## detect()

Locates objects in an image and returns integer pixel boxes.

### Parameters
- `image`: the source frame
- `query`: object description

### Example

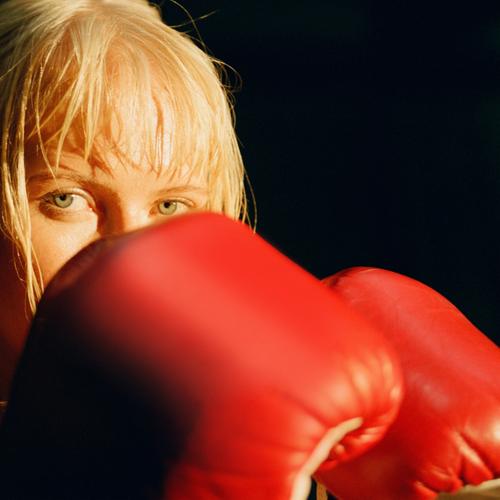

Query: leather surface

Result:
[318,267,500,499]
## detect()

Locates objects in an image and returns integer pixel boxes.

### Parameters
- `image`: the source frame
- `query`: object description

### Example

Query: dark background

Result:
[161,0,500,346]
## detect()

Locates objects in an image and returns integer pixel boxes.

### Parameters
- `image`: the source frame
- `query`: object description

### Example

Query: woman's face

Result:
[0,113,209,397]
[27,130,208,285]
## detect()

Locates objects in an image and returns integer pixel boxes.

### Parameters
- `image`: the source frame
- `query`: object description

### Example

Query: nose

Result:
[98,206,151,238]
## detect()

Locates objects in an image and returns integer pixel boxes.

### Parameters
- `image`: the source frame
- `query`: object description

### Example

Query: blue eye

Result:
[158,200,179,215]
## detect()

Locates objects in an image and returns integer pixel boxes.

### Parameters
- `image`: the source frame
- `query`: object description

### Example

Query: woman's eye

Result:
[47,192,90,211]
[53,193,74,208]
[158,200,189,216]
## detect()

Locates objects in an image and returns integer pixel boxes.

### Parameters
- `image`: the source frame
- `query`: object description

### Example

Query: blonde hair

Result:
[0,0,253,314]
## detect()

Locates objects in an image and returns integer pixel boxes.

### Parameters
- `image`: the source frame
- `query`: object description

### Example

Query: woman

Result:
[0,4,341,498]
[0,0,251,402]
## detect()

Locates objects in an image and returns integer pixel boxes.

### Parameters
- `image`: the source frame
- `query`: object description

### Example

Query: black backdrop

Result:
[161,0,500,346]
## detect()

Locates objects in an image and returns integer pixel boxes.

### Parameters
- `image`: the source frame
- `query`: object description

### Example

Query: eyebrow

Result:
[27,168,208,196]
[28,171,91,184]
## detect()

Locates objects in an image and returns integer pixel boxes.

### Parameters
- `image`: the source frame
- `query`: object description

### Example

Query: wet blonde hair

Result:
[0,0,252,314]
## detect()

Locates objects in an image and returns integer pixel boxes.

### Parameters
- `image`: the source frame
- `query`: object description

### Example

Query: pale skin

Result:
[0,125,208,400]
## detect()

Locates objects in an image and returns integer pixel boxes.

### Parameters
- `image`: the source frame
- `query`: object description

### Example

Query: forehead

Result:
[26,137,207,204]
[64,96,173,173]
[33,85,206,186]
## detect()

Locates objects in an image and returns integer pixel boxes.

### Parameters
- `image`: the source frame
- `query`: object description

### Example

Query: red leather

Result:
[317,267,500,499]
[0,215,402,499]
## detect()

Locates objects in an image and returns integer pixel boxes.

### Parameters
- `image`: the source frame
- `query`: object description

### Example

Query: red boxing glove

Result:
[0,216,402,499]
[317,267,500,500]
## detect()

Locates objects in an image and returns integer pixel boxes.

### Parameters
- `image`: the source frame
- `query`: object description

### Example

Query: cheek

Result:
[30,216,98,285]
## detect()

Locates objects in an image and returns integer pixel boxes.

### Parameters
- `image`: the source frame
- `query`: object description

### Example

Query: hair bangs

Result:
[25,10,232,208]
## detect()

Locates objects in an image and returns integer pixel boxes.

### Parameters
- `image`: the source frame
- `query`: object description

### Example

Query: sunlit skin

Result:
[0,126,208,400]
[28,145,208,284]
